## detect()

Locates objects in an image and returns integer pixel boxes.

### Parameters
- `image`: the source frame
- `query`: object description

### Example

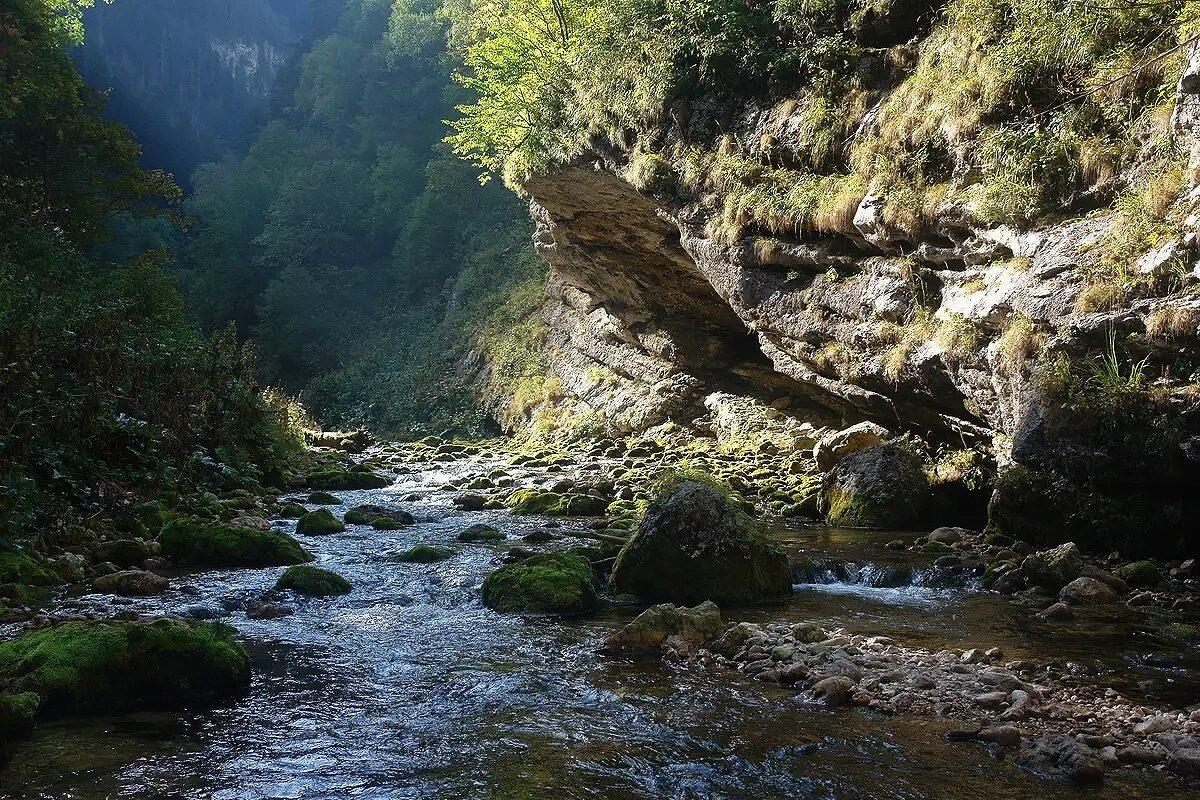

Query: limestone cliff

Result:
[498,17,1200,556]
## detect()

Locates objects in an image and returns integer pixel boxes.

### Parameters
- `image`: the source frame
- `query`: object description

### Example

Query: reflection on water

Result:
[0,458,1192,799]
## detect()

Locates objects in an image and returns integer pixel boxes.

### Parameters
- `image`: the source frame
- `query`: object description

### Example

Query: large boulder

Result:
[275,565,351,596]
[305,469,391,490]
[296,508,346,536]
[1021,542,1082,591]
[603,601,722,657]
[0,619,250,720]
[814,422,890,471]
[1059,576,1117,605]
[608,481,792,605]
[159,518,312,567]
[481,551,598,613]
[92,569,169,596]
[823,443,928,527]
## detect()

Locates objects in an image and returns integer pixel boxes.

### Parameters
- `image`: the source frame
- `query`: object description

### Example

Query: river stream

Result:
[1,451,1194,799]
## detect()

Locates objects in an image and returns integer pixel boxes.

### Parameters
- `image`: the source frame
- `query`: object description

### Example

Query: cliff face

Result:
[513,45,1200,556]
[72,0,335,183]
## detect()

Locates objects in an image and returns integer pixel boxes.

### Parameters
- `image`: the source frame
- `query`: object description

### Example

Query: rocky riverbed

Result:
[1,433,1198,798]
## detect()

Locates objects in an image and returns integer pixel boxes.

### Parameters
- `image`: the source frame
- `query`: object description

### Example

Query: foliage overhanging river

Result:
[2,447,1193,800]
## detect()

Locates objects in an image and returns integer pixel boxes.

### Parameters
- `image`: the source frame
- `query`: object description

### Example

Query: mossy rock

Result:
[0,619,250,718]
[0,691,39,743]
[278,503,307,519]
[0,550,60,588]
[275,565,351,596]
[1116,560,1163,587]
[609,481,792,605]
[563,495,608,517]
[505,489,568,515]
[306,470,391,490]
[94,538,151,568]
[307,491,342,505]
[921,540,953,554]
[344,504,414,528]
[159,517,312,567]
[458,524,506,543]
[134,501,174,534]
[824,443,928,528]
[481,551,598,613]
[296,509,346,536]
[394,544,456,563]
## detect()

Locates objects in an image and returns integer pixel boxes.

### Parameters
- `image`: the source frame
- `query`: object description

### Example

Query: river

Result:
[1,450,1193,799]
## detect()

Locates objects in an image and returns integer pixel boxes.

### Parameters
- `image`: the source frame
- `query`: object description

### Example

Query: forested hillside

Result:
[163,0,546,436]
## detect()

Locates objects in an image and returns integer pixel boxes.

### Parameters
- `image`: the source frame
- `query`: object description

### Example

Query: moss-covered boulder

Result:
[1116,560,1163,588]
[278,502,307,518]
[1021,542,1083,591]
[275,565,351,596]
[481,551,598,613]
[603,601,722,657]
[394,544,456,563]
[609,481,792,605]
[458,523,506,543]
[159,517,312,567]
[0,619,250,719]
[94,538,152,568]
[92,569,169,596]
[0,549,59,588]
[308,491,341,505]
[823,443,929,528]
[306,469,391,490]
[0,691,39,743]
[344,504,414,527]
[133,500,175,534]
[296,508,346,536]
[506,488,568,515]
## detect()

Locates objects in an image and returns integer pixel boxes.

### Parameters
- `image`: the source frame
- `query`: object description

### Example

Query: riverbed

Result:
[1,450,1193,799]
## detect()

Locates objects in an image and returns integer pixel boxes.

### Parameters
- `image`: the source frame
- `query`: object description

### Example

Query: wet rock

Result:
[929,527,969,544]
[1134,714,1179,734]
[1116,560,1163,588]
[458,524,506,543]
[275,565,351,596]
[978,725,1021,747]
[159,518,312,567]
[453,493,487,511]
[1017,735,1104,786]
[1167,748,1200,776]
[92,570,168,596]
[603,601,721,657]
[393,544,456,563]
[1059,576,1117,605]
[0,618,250,717]
[305,469,391,490]
[297,509,346,536]
[278,503,306,519]
[247,601,295,619]
[344,504,415,527]
[823,443,928,528]
[307,491,341,505]
[1038,602,1075,621]
[609,481,792,605]
[93,539,151,569]
[1021,542,1082,591]
[811,676,856,707]
[481,551,598,613]
[522,529,558,543]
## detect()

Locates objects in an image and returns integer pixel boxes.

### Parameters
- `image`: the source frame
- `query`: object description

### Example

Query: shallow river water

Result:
[1,454,1195,799]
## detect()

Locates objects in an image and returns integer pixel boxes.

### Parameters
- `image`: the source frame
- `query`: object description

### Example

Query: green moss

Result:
[1162,622,1200,642]
[481,551,598,613]
[458,524,506,542]
[134,501,174,534]
[922,540,953,554]
[0,691,39,742]
[95,539,151,567]
[278,502,306,518]
[505,488,568,515]
[394,544,456,563]
[0,619,250,717]
[275,565,351,596]
[308,491,342,504]
[0,550,59,588]
[159,517,312,567]
[296,508,346,536]
[306,470,391,490]
[1116,560,1163,588]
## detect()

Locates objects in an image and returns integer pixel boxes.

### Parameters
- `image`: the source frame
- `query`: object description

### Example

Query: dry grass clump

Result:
[1145,305,1200,340]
